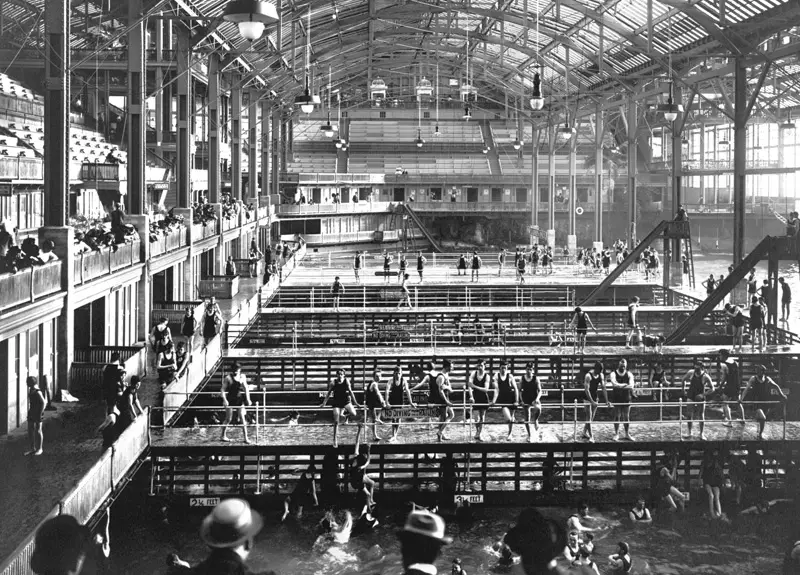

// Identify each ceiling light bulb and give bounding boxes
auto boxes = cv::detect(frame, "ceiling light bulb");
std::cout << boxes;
[513,139,522,150]
[300,103,314,114]
[530,72,545,110]
[237,20,265,40]
[334,139,342,149]
[434,125,440,137]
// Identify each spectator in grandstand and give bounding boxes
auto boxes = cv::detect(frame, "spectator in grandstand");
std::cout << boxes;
[36,239,58,264]
[193,498,275,575]
[25,376,45,456]
[740,364,787,441]
[398,509,452,575]
[31,515,90,575]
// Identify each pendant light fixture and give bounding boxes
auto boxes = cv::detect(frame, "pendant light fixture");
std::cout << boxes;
[513,96,523,150]
[529,0,545,111]
[294,5,320,114]
[320,66,335,137]
[461,20,474,120]
[657,12,683,122]
[558,47,576,141]
[434,64,441,137]
[333,93,345,148]
[415,91,425,148]
[222,0,278,41]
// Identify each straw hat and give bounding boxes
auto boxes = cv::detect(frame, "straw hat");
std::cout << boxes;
[400,510,452,544]
[200,499,263,548]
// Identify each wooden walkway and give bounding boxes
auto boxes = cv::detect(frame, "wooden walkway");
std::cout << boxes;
[152,420,800,452]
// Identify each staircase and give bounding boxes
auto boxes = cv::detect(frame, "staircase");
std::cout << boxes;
[405,204,443,253]
[684,238,696,289]
[666,235,800,345]
[480,120,502,176]
[581,220,692,305]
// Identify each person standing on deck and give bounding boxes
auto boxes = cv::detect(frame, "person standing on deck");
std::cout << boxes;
[517,252,527,285]
[725,303,746,352]
[398,253,408,284]
[364,370,387,442]
[383,251,394,285]
[747,270,758,305]
[760,279,777,326]
[493,360,520,441]
[430,359,455,442]
[330,276,345,312]
[470,251,482,282]
[457,253,467,277]
[568,307,596,354]
[624,297,641,349]
[321,368,360,449]
[779,277,792,322]
[749,295,766,351]
[25,376,45,456]
[740,364,787,441]
[398,274,412,309]
[514,248,522,280]
[353,250,364,284]
[718,349,745,425]
[583,362,611,443]
[610,359,636,441]
[385,366,416,443]
[702,274,717,300]
[416,251,427,284]
[681,360,714,441]
[467,359,495,442]
[520,362,543,442]
[220,362,252,444]
[497,249,507,277]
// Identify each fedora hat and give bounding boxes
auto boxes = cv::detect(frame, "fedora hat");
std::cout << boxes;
[400,510,452,544]
[31,515,89,573]
[200,498,263,548]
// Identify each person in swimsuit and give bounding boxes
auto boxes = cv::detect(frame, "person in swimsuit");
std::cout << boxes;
[364,370,387,442]
[497,249,506,277]
[779,277,792,322]
[416,251,427,283]
[724,303,746,352]
[701,449,725,519]
[25,376,45,456]
[282,463,318,521]
[350,425,376,507]
[717,349,745,425]
[681,360,714,440]
[624,297,640,348]
[520,362,543,442]
[573,547,600,575]
[321,368,360,448]
[628,496,652,523]
[749,295,766,351]
[493,361,520,441]
[468,359,495,442]
[156,340,178,385]
[175,341,189,378]
[457,253,467,276]
[649,361,671,404]
[385,365,416,443]
[382,251,393,285]
[353,250,364,284]
[607,542,632,574]
[220,362,252,443]
[397,274,412,309]
[516,251,526,284]
[180,306,197,348]
[470,251,482,282]
[150,317,173,373]
[740,364,787,440]
[655,452,685,511]
[202,297,222,348]
[568,307,596,354]
[330,276,345,312]
[610,359,636,441]
[702,274,716,298]
[398,253,408,284]
[567,501,599,534]
[530,247,539,275]
[583,362,611,443]
[563,530,581,562]
[431,360,455,442]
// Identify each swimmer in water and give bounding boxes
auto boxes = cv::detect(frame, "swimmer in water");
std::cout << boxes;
[563,530,581,562]
[573,548,600,575]
[318,510,353,545]
[269,410,302,425]
[608,542,632,574]
[452,557,467,575]
[567,501,601,533]
[628,496,652,524]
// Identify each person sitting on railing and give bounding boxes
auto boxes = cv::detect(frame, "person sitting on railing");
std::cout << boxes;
[225,256,237,277]
[740,364,787,441]
[157,341,178,385]
[118,376,143,431]
[175,340,190,379]
[150,316,173,356]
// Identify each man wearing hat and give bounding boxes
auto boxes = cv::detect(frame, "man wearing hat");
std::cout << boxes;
[192,498,275,575]
[31,515,90,575]
[398,509,452,575]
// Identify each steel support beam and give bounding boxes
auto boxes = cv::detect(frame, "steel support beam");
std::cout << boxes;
[671,85,683,216]
[231,74,242,201]
[261,100,271,196]
[547,125,556,238]
[208,54,220,203]
[43,0,69,226]
[733,58,747,265]
[568,133,577,242]
[627,98,637,246]
[594,104,603,244]
[176,30,192,208]
[530,121,539,241]
[154,13,164,157]
[248,89,258,200]
[271,107,281,200]
[126,0,146,215]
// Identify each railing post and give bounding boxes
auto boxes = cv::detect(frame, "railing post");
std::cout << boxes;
[573,399,578,442]
[363,321,367,353]
[415,287,418,308]
[363,285,366,308]
[311,287,315,310]
[678,399,683,439]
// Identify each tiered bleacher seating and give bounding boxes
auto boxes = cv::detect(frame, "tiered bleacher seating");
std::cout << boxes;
[348,152,491,175]
[69,127,126,164]
[491,124,534,145]
[349,120,484,144]
[286,152,337,173]
[292,120,336,143]
[0,73,40,102]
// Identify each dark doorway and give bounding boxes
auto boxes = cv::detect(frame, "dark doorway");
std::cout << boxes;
[74,298,106,348]
[393,187,405,202]
[491,188,503,202]
[466,187,479,202]
[312,188,322,203]
[152,269,174,303]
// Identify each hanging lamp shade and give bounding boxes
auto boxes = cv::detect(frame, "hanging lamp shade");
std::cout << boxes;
[370,78,387,100]
[780,112,795,131]
[295,85,321,114]
[657,83,683,122]
[558,122,576,140]
[434,125,440,137]
[460,82,475,101]
[320,113,335,138]
[415,129,425,148]
[334,138,343,149]
[222,0,278,41]
[529,72,545,111]
[416,77,433,97]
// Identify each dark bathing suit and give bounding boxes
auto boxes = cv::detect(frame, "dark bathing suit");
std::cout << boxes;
[586,371,603,402]
[496,372,515,411]
[330,379,351,409]
[575,312,588,335]
[520,373,541,405]
[471,372,491,410]
[614,370,633,404]
[688,371,706,402]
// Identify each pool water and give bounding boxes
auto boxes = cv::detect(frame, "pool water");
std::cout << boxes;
[107,494,797,574]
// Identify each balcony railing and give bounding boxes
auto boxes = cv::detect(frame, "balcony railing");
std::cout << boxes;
[276,201,396,215]
[0,189,44,231]
[0,156,43,180]
[73,239,141,286]
[79,163,127,181]
[191,220,219,242]
[0,261,62,313]
[149,226,188,258]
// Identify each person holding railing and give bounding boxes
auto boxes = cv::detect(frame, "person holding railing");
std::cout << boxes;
[385,365,416,443]
[118,376,143,431]
[583,362,611,443]
[717,349,744,425]
[220,362,253,444]
[520,362,543,442]
[610,359,636,442]
[320,368,360,448]
[156,341,178,385]
[568,307,596,355]
[493,360,520,441]
[740,364,787,441]
[175,341,189,379]
[467,359,494,442]
[681,360,714,441]
[654,451,685,512]
[364,369,388,442]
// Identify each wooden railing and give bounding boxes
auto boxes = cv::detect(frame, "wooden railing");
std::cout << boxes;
[0,156,43,180]
[191,220,219,242]
[0,189,44,231]
[149,226,188,258]
[151,300,204,335]
[0,262,62,313]
[0,414,150,575]
[276,201,396,215]
[79,162,126,181]
[73,345,143,364]
[73,239,141,285]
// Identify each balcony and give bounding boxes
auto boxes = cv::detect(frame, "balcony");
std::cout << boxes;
[276,201,396,216]
[0,156,43,180]
[79,163,127,182]
[191,220,219,242]
[0,261,63,313]
[149,226,188,258]
[73,239,141,286]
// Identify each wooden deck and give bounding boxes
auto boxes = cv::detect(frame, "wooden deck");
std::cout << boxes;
[152,419,800,452]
